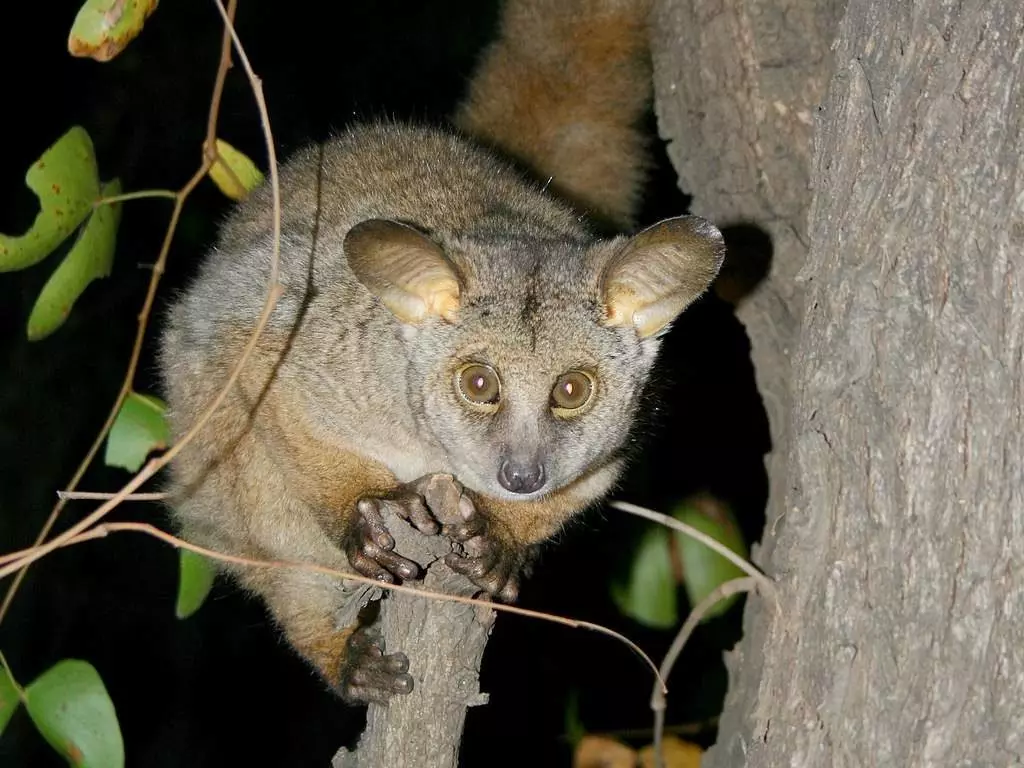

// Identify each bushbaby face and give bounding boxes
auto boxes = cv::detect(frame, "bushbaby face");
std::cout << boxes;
[405,295,661,500]
[344,215,725,500]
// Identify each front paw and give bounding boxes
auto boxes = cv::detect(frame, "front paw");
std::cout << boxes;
[441,491,526,603]
[344,484,440,583]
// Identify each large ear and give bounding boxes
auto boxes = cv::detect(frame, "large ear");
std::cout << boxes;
[601,215,725,338]
[344,218,463,324]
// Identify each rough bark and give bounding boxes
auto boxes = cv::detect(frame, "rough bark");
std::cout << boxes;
[656,0,1024,765]
[334,479,494,768]
[650,0,841,558]
[649,0,837,751]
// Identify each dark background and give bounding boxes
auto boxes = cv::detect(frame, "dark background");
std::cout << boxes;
[0,1,768,765]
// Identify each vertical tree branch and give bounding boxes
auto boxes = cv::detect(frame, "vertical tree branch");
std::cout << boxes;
[334,478,493,768]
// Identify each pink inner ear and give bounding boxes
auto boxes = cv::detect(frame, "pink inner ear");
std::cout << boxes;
[345,218,464,324]
[601,279,644,330]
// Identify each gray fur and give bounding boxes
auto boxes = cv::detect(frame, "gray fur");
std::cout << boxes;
[163,123,670,502]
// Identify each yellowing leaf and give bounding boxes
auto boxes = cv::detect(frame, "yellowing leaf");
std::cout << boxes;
[209,139,264,201]
[104,392,170,472]
[638,735,703,768]
[0,127,99,272]
[0,660,21,736]
[574,735,637,768]
[175,550,217,619]
[674,495,748,623]
[68,0,160,62]
[24,660,124,768]
[611,525,677,629]
[27,179,122,341]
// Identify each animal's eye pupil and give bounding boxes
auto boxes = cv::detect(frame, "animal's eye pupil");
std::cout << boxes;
[457,364,500,407]
[551,370,595,413]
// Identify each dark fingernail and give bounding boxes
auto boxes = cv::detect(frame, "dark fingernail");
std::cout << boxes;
[399,564,418,579]
[393,673,414,694]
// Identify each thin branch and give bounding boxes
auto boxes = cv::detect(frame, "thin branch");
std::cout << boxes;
[0,0,241,626]
[609,500,777,602]
[609,499,781,768]
[203,6,236,159]
[649,577,758,768]
[56,491,169,502]
[19,520,666,693]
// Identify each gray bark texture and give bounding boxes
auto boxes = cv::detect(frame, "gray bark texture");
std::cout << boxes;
[334,477,494,768]
[650,0,842,562]
[654,0,1024,765]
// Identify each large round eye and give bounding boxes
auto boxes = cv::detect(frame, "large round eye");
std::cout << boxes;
[551,370,595,415]
[457,364,501,407]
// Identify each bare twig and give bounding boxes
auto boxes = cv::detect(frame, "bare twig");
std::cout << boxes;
[609,500,777,602]
[56,491,169,502]
[0,0,242,626]
[649,577,758,768]
[607,499,779,768]
[5,520,665,692]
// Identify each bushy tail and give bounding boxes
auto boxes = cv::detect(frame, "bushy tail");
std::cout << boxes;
[454,0,654,230]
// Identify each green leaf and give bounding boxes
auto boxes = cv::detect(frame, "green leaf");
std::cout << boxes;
[610,525,677,629]
[24,660,124,768]
[673,498,748,622]
[176,550,217,619]
[563,689,586,750]
[27,179,122,341]
[0,127,99,272]
[68,0,160,62]
[209,139,265,201]
[0,660,21,736]
[104,392,170,472]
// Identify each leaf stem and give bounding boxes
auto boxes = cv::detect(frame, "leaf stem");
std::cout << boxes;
[94,190,177,207]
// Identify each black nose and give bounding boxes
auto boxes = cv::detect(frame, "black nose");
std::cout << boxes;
[497,459,546,494]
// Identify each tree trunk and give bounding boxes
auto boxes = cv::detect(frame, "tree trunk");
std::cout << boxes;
[650,0,841,560]
[654,0,1024,764]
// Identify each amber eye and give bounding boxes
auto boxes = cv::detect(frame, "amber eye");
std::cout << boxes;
[457,364,501,407]
[551,370,595,414]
